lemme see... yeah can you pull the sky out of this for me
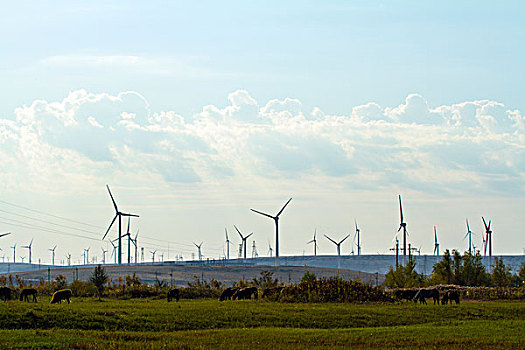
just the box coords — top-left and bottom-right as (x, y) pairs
(0, 1), (523, 264)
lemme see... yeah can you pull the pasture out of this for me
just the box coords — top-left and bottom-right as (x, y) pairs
(0, 298), (523, 349)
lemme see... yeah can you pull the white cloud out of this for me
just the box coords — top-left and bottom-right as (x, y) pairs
(1, 89), (523, 196)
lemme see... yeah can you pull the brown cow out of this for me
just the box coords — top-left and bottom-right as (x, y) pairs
(50, 289), (72, 304)
(167, 288), (180, 302)
(20, 288), (38, 302)
(219, 287), (240, 301)
(0, 287), (11, 302)
(232, 287), (258, 300)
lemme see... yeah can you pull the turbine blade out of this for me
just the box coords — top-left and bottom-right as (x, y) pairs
(251, 209), (274, 219)
(234, 225), (244, 239)
(398, 195), (404, 223)
(0, 232), (11, 238)
(102, 214), (118, 240)
(339, 234), (351, 244)
(397, 225), (402, 232)
(276, 198), (292, 217)
(121, 213), (140, 218)
(324, 234), (337, 245)
(127, 217), (130, 235)
(106, 185), (119, 212)
(307, 239), (314, 244)
(466, 218), (470, 232)
(482, 216), (488, 230)
(245, 232), (254, 239)
(488, 220), (491, 231)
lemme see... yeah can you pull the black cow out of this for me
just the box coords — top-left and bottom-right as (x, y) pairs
(392, 289), (419, 302)
(167, 288), (180, 302)
(413, 288), (440, 305)
(442, 290), (460, 304)
(20, 288), (38, 302)
(0, 287), (11, 302)
(219, 287), (240, 301)
(50, 289), (72, 304)
(232, 287), (258, 300)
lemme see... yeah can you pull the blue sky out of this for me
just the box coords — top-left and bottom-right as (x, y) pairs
(0, 1), (523, 263)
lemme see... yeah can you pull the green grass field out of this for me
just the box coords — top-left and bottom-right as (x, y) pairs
(0, 298), (523, 349)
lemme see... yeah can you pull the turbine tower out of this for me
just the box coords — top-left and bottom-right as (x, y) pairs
(49, 245), (56, 266)
(102, 185), (139, 265)
(324, 234), (350, 256)
(397, 195), (408, 262)
(433, 226), (439, 256)
(11, 243), (16, 263)
(307, 229), (318, 256)
(101, 247), (107, 264)
(224, 228), (231, 260)
(251, 197), (292, 266)
(482, 217), (493, 259)
(354, 219), (361, 256)
(22, 239), (33, 264)
(234, 225), (253, 260)
(465, 219), (473, 254)
(193, 242), (203, 261)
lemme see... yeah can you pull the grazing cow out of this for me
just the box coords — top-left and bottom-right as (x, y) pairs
(442, 290), (460, 305)
(262, 287), (284, 299)
(0, 287), (11, 302)
(392, 289), (419, 302)
(219, 287), (240, 301)
(50, 289), (72, 304)
(232, 287), (258, 300)
(167, 288), (180, 302)
(20, 288), (38, 302)
(413, 288), (440, 305)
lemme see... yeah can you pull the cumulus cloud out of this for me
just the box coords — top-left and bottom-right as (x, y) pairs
(0, 89), (523, 196)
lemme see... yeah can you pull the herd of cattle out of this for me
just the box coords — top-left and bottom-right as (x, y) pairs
(0, 287), (72, 304)
(1, 285), (460, 305)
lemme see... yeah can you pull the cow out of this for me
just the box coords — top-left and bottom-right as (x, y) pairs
(232, 287), (258, 300)
(0, 287), (11, 302)
(167, 288), (180, 302)
(262, 286), (284, 299)
(19, 288), (38, 302)
(392, 289), (419, 302)
(442, 290), (460, 305)
(413, 288), (440, 305)
(50, 289), (72, 304)
(219, 287), (240, 301)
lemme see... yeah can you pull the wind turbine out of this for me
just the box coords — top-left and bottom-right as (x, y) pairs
(307, 229), (318, 256)
(150, 250), (157, 263)
(397, 195), (408, 262)
(109, 240), (117, 264)
(464, 219), (473, 254)
(224, 228), (231, 260)
(102, 185), (139, 265)
(354, 219), (361, 256)
(118, 216), (135, 264)
(324, 234), (350, 256)
(84, 247), (90, 265)
(193, 242), (203, 261)
(11, 243), (16, 263)
(234, 225), (253, 260)
(268, 241), (273, 257)
(101, 247), (107, 264)
(22, 239), (33, 264)
(482, 217), (493, 258)
(433, 226), (439, 256)
(251, 197), (292, 266)
(66, 253), (71, 266)
(130, 229), (139, 264)
(49, 245), (56, 266)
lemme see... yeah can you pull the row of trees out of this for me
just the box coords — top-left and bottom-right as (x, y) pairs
(385, 250), (525, 288)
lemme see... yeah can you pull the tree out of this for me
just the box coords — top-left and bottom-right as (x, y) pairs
(519, 262), (525, 286)
(384, 258), (424, 288)
(301, 270), (317, 283)
(89, 265), (108, 300)
(461, 251), (490, 286)
(430, 250), (453, 284)
(253, 270), (279, 289)
(491, 257), (512, 287)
